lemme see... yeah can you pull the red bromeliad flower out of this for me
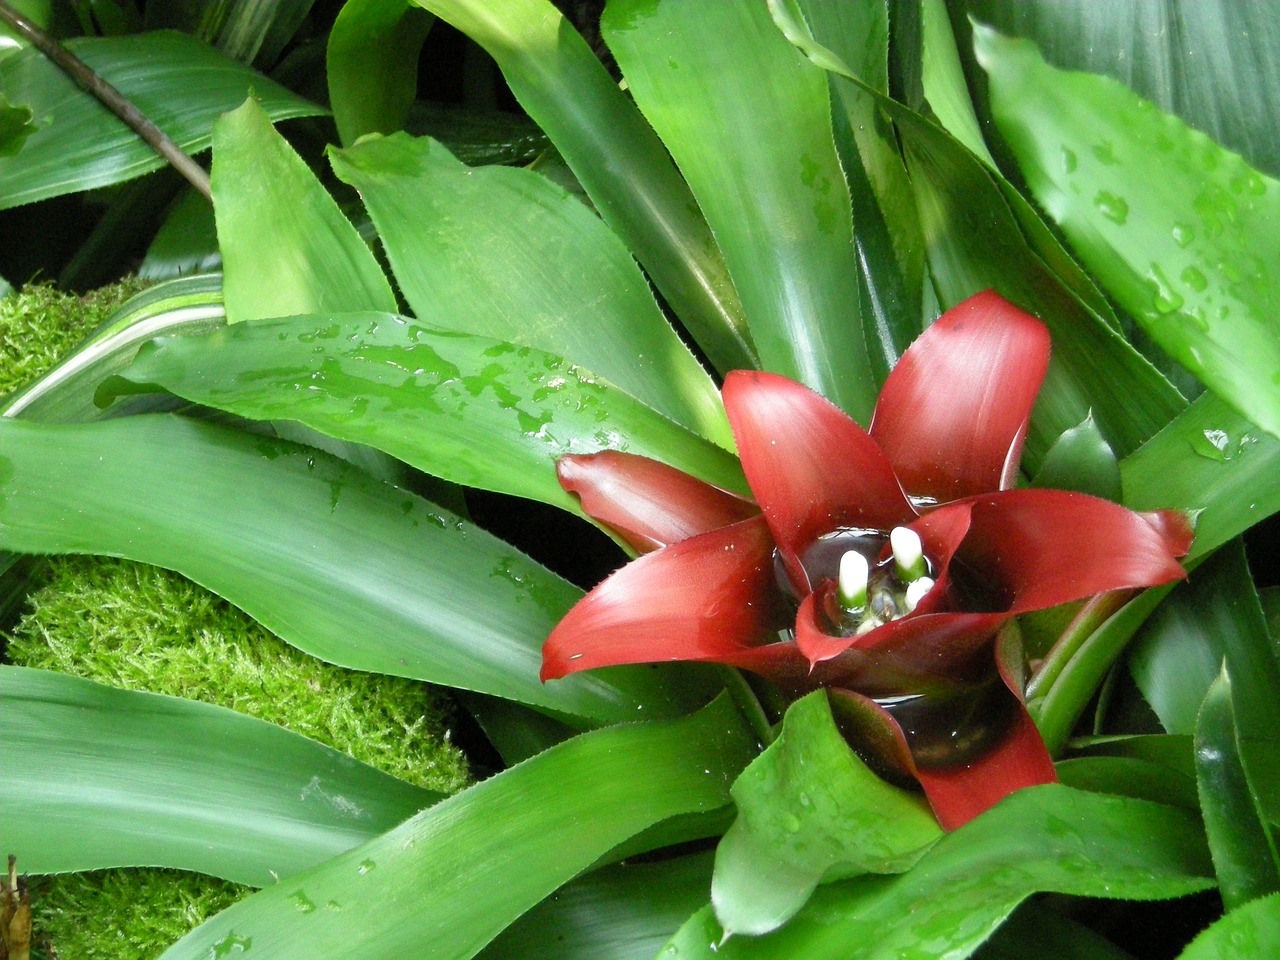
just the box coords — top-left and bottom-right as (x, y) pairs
(542, 291), (1192, 830)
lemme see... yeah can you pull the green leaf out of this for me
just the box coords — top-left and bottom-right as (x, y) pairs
(1177, 893), (1280, 960)
(327, 0), (433, 146)
(1, 665), (439, 885)
(976, 900), (1137, 960)
(0, 414), (706, 724)
(1195, 667), (1280, 910)
(661, 785), (1213, 960)
(479, 852), (714, 960)
(1032, 412), (1122, 500)
(604, 0), (874, 420)
(138, 188), (222, 281)
(213, 98), (396, 323)
(1055, 756), (1198, 811)
(977, 26), (1280, 441)
(0, 30), (323, 208)
(157, 696), (756, 960)
(328, 133), (731, 447)
(711, 692), (940, 937)
(106, 313), (748, 512)
(413, 0), (753, 374)
(0, 92), (33, 156)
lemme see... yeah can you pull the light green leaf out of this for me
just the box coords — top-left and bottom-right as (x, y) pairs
(1178, 893), (1280, 960)
(158, 696), (756, 960)
(0, 414), (708, 724)
(213, 98), (396, 323)
(2, 665), (439, 885)
(413, 0), (753, 374)
(1195, 668), (1280, 910)
(661, 785), (1213, 960)
(977, 26), (1280, 440)
(329, 133), (731, 447)
(0, 30), (323, 208)
(1032, 412), (1122, 500)
(605, 0), (874, 420)
(106, 313), (747, 512)
(712, 692), (940, 937)
(327, 0), (433, 146)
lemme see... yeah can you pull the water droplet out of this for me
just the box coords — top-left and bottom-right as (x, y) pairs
(1147, 264), (1184, 313)
(782, 813), (802, 833)
(1060, 147), (1077, 173)
(1191, 429), (1231, 461)
(358, 859), (377, 875)
(289, 890), (316, 913)
(325, 900), (344, 912)
(1180, 266), (1209, 292)
(1094, 190), (1128, 225)
(1092, 141), (1118, 165)
(210, 933), (253, 958)
(797, 791), (813, 808)
(1171, 223), (1196, 248)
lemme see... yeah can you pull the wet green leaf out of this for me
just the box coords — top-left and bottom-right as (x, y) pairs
(106, 313), (747, 512)
(661, 785), (1213, 959)
(1195, 668), (1280, 909)
(712, 692), (940, 938)
(1, 666), (439, 885)
(0, 415), (708, 724)
(1033, 412), (1122, 500)
(605, 0), (875, 421)
(157, 696), (756, 960)
(0, 92), (33, 157)
(327, 0), (433, 146)
(1177, 893), (1280, 960)
(414, 0), (752, 374)
(977, 27), (1280, 441)
(0, 30), (322, 208)
(213, 98), (396, 323)
(329, 133), (730, 447)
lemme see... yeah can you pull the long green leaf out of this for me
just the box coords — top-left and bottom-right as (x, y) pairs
(0, 415), (707, 724)
(212, 97), (397, 323)
(106, 313), (748, 512)
(977, 26), (1280, 440)
(1177, 893), (1280, 960)
(158, 696), (756, 960)
(661, 785), (1213, 960)
(0, 30), (322, 208)
(1, 665), (438, 885)
(605, 0), (874, 421)
(412, 0), (752, 374)
(329, 133), (731, 447)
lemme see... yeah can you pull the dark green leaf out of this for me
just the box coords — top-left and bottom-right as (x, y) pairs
(213, 98), (397, 323)
(662, 785), (1212, 960)
(0, 31), (323, 208)
(1055, 756), (1197, 811)
(1032, 412), (1122, 500)
(977, 26), (1280, 441)
(413, 0), (753, 374)
(138, 188), (222, 281)
(480, 852), (714, 960)
(0, 92), (33, 156)
(0, 414), (707, 724)
(328, 133), (730, 446)
(327, 0), (433, 146)
(1177, 893), (1280, 960)
(712, 692), (940, 937)
(605, 0), (874, 420)
(106, 313), (748, 512)
(1195, 668), (1280, 910)
(975, 900), (1136, 960)
(157, 696), (756, 960)
(2, 665), (439, 885)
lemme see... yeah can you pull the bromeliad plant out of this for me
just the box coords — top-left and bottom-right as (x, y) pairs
(3, 1), (1280, 958)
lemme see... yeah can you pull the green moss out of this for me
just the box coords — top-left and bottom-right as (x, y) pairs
(2, 283), (473, 957)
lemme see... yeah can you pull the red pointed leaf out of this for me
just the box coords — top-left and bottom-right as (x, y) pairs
(722, 371), (911, 589)
(558, 452), (758, 553)
(871, 290), (1049, 503)
(955, 490), (1189, 613)
(541, 517), (807, 685)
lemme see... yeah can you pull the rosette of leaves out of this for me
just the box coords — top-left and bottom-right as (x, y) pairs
(2, 1), (1280, 958)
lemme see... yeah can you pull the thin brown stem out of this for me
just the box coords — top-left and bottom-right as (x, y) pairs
(0, 1), (212, 199)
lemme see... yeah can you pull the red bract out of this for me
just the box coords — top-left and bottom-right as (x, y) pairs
(543, 290), (1193, 829)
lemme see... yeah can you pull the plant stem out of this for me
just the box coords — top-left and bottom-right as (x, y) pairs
(0, 1), (212, 199)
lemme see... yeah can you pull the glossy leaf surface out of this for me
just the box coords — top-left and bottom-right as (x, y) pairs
(413, 0), (752, 373)
(0, 30), (322, 208)
(978, 27), (1280, 440)
(1178, 893), (1280, 960)
(158, 697), (756, 960)
(212, 98), (397, 323)
(1032, 413), (1122, 501)
(1194, 669), (1280, 909)
(661, 786), (1213, 959)
(2, 666), (438, 885)
(0, 415), (703, 724)
(329, 133), (730, 446)
(109, 313), (746, 512)
(712, 692), (940, 937)
(604, 0), (875, 421)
